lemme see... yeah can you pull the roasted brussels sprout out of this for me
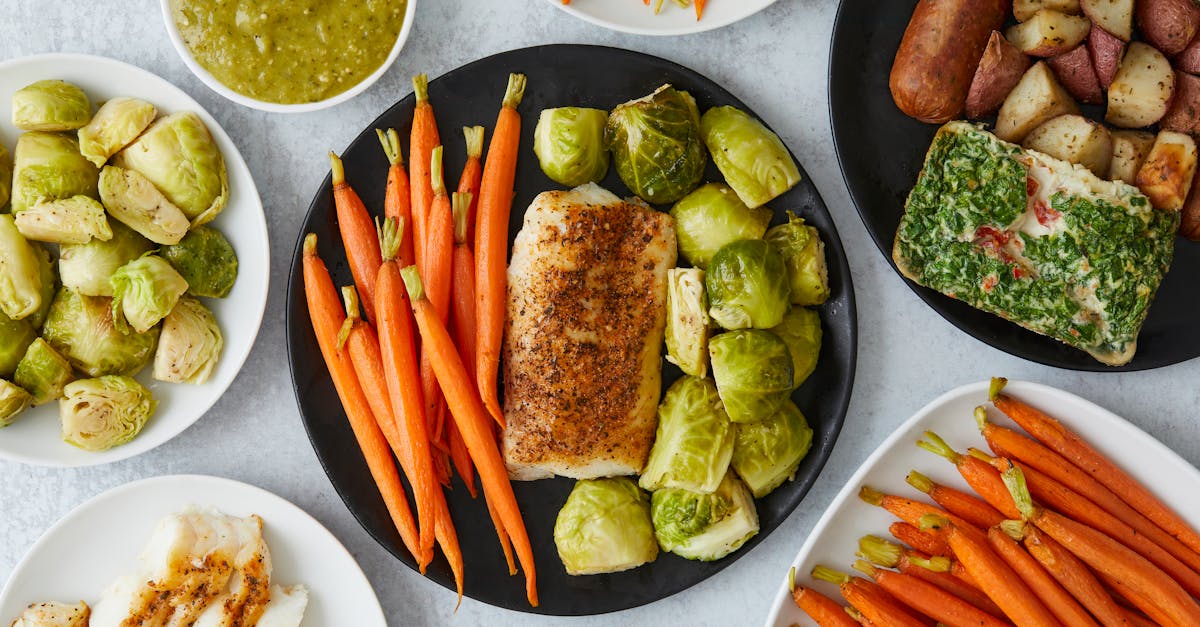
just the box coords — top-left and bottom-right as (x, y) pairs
(554, 477), (658, 575)
(605, 85), (706, 204)
(113, 111), (228, 226)
(28, 242), (57, 332)
(12, 80), (91, 131)
(709, 329), (793, 423)
(0, 379), (31, 427)
(161, 226), (238, 298)
(14, 195), (111, 244)
(0, 214), (49, 320)
(765, 212), (829, 306)
(769, 308), (822, 389)
(58, 221), (154, 297)
(665, 268), (710, 377)
(154, 296), (222, 384)
(731, 400), (813, 498)
(670, 183), (772, 270)
(98, 165), (189, 245)
(0, 143), (12, 209)
(110, 255), (189, 334)
(13, 338), (74, 405)
(640, 376), (733, 493)
(59, 375), (156, 451)
(650, 472), (759, 561)
(700, 105), (801, 209)
(0, 311), (36, 378)
(10, 131), (99, 214)
(77, 97), (157, 167)
(42, 288), (158, 377)
(706, 239), (791, 330)
(534, 107), (610, 187)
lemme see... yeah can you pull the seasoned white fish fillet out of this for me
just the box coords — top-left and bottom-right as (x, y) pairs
(503, 183), (676, 480)
(9, 600), (89, 626)
(248, 585), (308, 627)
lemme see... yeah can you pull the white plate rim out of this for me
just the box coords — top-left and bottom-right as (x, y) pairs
(0, 474), (385, 626)
(544, 0), (778, 36)
(0, 52), (269, 468)
(761, 379), (1200, 626)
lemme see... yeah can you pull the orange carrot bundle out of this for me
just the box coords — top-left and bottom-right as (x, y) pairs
(475, 73), (527, 429)
(329, 152), (383, 323)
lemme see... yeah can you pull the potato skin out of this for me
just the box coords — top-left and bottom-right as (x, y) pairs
(1087, 26), (1125, 89)
(1136, 0), (1200, 57)
(890, 0), (1010, 123)
(1178, 38), (1200, 74)
(967, 31), (1033, 118)
(1048, 45), (1103, 104)
(1162, 71), (1200, 135)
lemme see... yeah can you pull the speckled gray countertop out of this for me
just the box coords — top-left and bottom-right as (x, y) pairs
(2, 1), (1199, 625)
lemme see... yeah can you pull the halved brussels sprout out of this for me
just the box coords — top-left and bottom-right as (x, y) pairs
(0, 311), (36, 378)
(650, 471), (759, 561)
(765, 212), (829, 306)
(59, 221), (154, 297)
(0, 379), (31, 427)
(110, 255), (189, 334)
(59, 375), (156, 451)
(665, 268), (710, 377)
(769, 308), (822, 389)
(161, 226), (238, 298)
(554, 477), (658, 575)
(534, 107), (610, 187)
(28, 242), (57, 331)
(14, 195), (111, 244)
(42, 288), (159, 377)
(709, 329), (793, 423)
(0, 214), (49, 320)
(13, 338), (74, 405)
(113, 111), (228, 226)
(78, 97), (157, 167)
(640, 376), (733, 493)
(98, 165), (189, 245)
(700, 105), (801, 209)
(670, 183), (772, 270)
(605, 85), (706, 204)
(731, 400), (813, 498)
(12, 80), (92, 131)
(10, 131), (99, 214)
(154, 296), (222, 384)
(706, 239), (791, 330)
(0, 143), (12, 209)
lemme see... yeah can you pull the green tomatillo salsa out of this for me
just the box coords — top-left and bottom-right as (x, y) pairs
(171, 0), (406, 105)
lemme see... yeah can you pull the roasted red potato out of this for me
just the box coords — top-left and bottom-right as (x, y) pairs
(967, 31), (1033, 118)
(1180, 167), (1200, 239)
(1087, 26), (1125, 89)
(1106, 42), (1175, 129)
(1109, 130), (1157, 184)
(1136, 0), (1200, 57)
(1177, 38), (1200, 74)
(1047, 45), (1103, 104)
(1136, 131), (1199, 211)
(1023, 114), (1113, 175)
(1162, 71), (1200, 136)
(889, 0), (1009, 123)
(1081, 0), (1134, 41)
(1015, 0), (1082, 21)
(1006, 10), (1092, 57)
(996, 62), (1081, 142)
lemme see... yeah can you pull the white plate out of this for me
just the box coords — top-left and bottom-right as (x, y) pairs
(0, 53), (269, 467)
(0, 474), (385, 627)
(546, 0), (777, 36)
(763, 380), (1200, 626)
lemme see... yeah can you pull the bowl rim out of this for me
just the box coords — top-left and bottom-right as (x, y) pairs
(158, 0), (418, 113)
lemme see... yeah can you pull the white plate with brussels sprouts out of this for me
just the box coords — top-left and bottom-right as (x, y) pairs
(547, 0), (777, 36)
(0, 54), (268, 467)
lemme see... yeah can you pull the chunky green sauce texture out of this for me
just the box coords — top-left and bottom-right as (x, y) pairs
(172, 0), (406, 104)
(894, 123), (1178, 364)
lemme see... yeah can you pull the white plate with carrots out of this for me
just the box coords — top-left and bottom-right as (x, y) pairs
(764, 379), (1200, 626)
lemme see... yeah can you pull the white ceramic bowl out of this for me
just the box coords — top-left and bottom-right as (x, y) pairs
(159, 0), (417, 113)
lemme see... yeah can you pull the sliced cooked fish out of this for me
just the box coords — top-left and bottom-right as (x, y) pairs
(254, 585), (308, 627)
(8, 600), (89, 627)
(503, 183), (676, 480)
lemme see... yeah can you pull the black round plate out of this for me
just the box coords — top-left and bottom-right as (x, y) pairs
(286, 44), (857, 615)
(830, 1), (1200, 372)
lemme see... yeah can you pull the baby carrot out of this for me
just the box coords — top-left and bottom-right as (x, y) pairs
(991, 377), (1200, 558)
(456, 126), (485, 245)
(789, 568), (861, 627)
(432, 484), (464, 606)
(905, 470), (1005, 529)
(302, 234), (420, 564)
(918, 426), (1021, 519)
(852, 560), (1009, 627)
(420, 147), (456, 445)
(401, 265), (538, 607)
(475, 73), (527, 429)
(329, 152), (383, 323)
(857, 535), (1003, 618)
(985, 525), (1099, 626)
(888, 521), (950, 557)
(450, 192), (479, 383)
(377, 128), (415, 267)
(811, 566), (928, 627)
(858, 486), (982, 537)
(447, 419), (477, 498)
(410, 73), (440, 266)
(1015, 523), (1131, 627)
